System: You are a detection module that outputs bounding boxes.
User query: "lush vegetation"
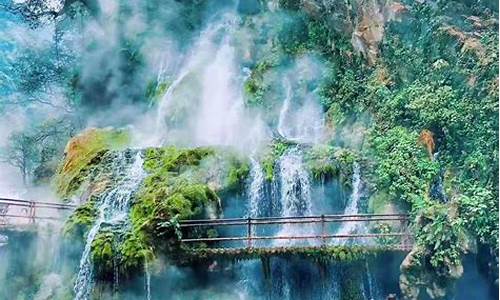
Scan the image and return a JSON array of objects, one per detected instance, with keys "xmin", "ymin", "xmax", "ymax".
[
  {"xmin": 240, "ymin": 0, "xmax": 498, "ymax": 296},
  {"xmin": 1, "ymin": 0, "xmax": 497, "ymax": 298}
]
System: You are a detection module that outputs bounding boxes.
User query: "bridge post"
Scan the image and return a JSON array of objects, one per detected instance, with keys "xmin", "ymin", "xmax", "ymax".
[
  {"xmin": 29, "ymin": 201, "xmax": 35, "ymax": 224},
  {"xmin": 321, "ymin": 214, "xmax": 326, "ymax": 247},
  {"xmin": 400, "ymin": 216, "xmax": 412, "ymax": 251},
  {"xmin": 247, "ymin": 217, "xmax": 252, "ymax": 249}
]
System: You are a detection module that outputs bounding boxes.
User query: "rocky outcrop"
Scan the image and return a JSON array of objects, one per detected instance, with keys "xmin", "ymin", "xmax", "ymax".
[
  {"xmin": 351, "ymin": 0, "xmax": 407, "ymax": 65},
  {"xmin": 54, "ymin": 127, "xmax": 130, "ymax": 198},
  {"xmin": 400, "ymin": 246, "xmax": 464, "ymax": 299}
]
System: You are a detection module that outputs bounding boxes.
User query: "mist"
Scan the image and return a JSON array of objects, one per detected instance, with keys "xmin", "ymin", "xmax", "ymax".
[{"xmin": 0, "ymin": 0, "xmax": 497, "ymax": 299}]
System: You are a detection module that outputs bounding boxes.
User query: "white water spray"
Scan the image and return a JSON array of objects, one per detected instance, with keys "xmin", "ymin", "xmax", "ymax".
[
  {"xmin": 74, "ymin": 152, "xmax": 145, "ymax": 300},
  {"xmin": 276, "ymin": 78, "xmax": 325, "ymax": 144},
  {"xmin": 336, "ymin": 162, "xmax": 362, "ymax": 244},
  {"xmin": 153, "ymin": 14, "xmax": 268, "ymax": 152},
  {"xmin": 276, "ymin": 150, "xmax": 313, "ymax": 246},
  {"xmin": 145, "ymin": 259, "xmax": 152, "ymax": 300},
  {"xmin": 277, "ymin": 78, "xmax": 292, "ymax": 139},
  {"xmin": 247, "ymin": 157, "xmax": 265, "ymax": 218}
]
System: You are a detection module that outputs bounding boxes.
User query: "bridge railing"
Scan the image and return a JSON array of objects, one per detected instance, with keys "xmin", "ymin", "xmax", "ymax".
[
  {"xmin": 179, "ymin": 214, "xmax": 413, "ymax": 251},
  {"xmin": 0, "ymin": 197, "xmax": 75, "ymax": 227}
]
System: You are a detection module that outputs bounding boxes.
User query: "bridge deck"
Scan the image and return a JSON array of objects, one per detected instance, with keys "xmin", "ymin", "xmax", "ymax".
[{"xmin": 181, "ymin": 244, "xmax": 411, "ymax": 260}]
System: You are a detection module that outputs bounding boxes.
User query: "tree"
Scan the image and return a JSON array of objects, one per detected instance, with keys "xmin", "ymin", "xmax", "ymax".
[{"xmin": 0, "ymin": 119, "xmax": 75, "ymax": 185}]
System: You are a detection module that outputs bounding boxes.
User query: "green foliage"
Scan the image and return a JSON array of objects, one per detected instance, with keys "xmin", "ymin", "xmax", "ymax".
[
  {"xmin": 458, "ymin": 183, "xmax": 499, "ymax": 249},
  {"xmin": 145, "ymin": 79, "xmax": 171, "ymax": 105},
  {"xmin": 91, "ymin": 229, "xmax": 116, "ymax": 278},
  {"xmin": 368, "ymin": 126, "xmax": 439, "ymax": 206},
  {"xmin": 243, "ymin": 57, "xmax": 281, "ymax": 107},
  {"xmin": 415, "ymin": 202, "xmax": 467, "ymax": 273},
  {"xmin": 304, "ymin": 144, "xmax": 358, "ymax": 185},
  {"xmin": 63, "ymin": 199, "xmax": 98, "ymax": 239},
  {"xmin": 261, "ymin": 140, "xmax": 293, "ymax": 181},
  {"xmin": 180, "ymin": 245, "xmax": 378, "ymax": 263},
  {"xmin": 142, "ymin": 146, "xmax": 214, "ymax": 174},
  {"xmin": 118, "ymin": 231, "xmax": 154, "ymax": 275},
  {"xmin": 372, "ymin": 222, "xmax": 399, "ymax": 246},
  {"xmin": 124, "ymin": 146, "xmax": 221, "ymax": 274},
  {"xmin": 226, "ymin": 158, "xmax": 250, "ymax": 192}
]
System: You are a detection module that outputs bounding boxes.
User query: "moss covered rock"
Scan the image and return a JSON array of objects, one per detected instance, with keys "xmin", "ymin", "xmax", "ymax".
[
  {"xmin": 54, "ymin": 128, "xmax": 130, "ymax": 198},
  {"xmin": 303, "ymin": 144, "xmax": 359, "ymax": 186}
]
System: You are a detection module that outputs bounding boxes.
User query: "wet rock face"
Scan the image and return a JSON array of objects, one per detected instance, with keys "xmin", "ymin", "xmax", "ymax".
[
  {"xmin": 399, "ymin": 246, "xmax": 464, "ymax": 299},
  {"xmin": 276, "ymin": 0, "xmax": 407, "ymax": 64},
  {"xmin": 350, "ymin": 0, "xmax": 408, "ymax": 65}
]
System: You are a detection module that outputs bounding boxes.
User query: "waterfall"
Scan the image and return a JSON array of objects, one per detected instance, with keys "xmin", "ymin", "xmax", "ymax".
[
  {"xmin": 336, "ymin": 162, "xmax": 362, "ymax": 245},
  {"xmin": 154, "ymin": 13, "xmax": 268, "ymax": 151},
  {"xmin": 145, "ymin": 259, "xmax": 151, "ymax": 300},
  {"xmin": 194, "ymin": 39, "xmax": 243, "ymax": 147},
  {"xmin": 247, "ymin": 157, "xmax": 265, "ymax": 218},
  {"xmin": 74, "ymin": 152, "xmax": 145, "ymax": 300},
  {"xmin": 276, "ymin": 78, "xmax": 325, "ymax": 144},
  {"xmin": 237, "ymin": 158, "xmax": 265, "ymax": 298},
  {"xmin": 277, "ymin": 78, "xmax": 292, "ymax": 139},
  {"xmin": 276, "ymin": 149, "xmax": 312, "ymax": 246},
  {"xmin": 155, "ymin": 70, "xmax": 190, "ymax": 144},
  {"xmin": 278, "ymin": 150, "xmax": 312, "ymax": 217},
  {"xmin": 364, "ymin": 261, "xmax": 381, "ymax": 300}
]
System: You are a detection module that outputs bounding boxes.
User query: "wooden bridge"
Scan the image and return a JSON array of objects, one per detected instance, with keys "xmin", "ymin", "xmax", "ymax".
[
  {"xmin": 0, "ymin": 197, "xmax": 414, "ymax": 258},
  {"xmin": 178, "ymin": 213, "xmax": 414, "ymax": 259},
  {"xmin": 0, "ymin": 197, "xmax": 74, "ymax": 229}
]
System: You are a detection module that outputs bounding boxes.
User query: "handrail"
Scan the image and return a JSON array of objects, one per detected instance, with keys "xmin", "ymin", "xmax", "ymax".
[
  {"xmin": 179, "ymin": 214, "xmax": 409, "ymax": 227},
  {"xmin": 182, "ymin": 232, "xmax": 410, "ymax": 243},
  {"xmin": 0, "ymin": 197, "xmax": 76, "ymax": 209},
  {"xmin": 180, "ymin": 213, "xmax": 410, "ymax": 223},
  {"xmin": 179, "ymin": 213, "xmax": 413, "ymax": 251},
  {"xmin": 0, "ymin": 197, "xmax": 75, "ymax": 227}
]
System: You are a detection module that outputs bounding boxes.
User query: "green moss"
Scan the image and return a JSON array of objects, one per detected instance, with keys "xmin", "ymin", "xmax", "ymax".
[
  {"xmin": 226, "ymin": 158, "xmax": 250, "ymax": 192},
  {"xmin": 119, "ymin": 231, "xmax": 154, "ymax": 275},
  {"xmin": 126, "ymin": 146, "xmax": 222, "ymax": 268},
  {"xmin": 179, "ymin": 245, "xmax": 382, "ymax": 264},
  {"xmin": 261, "ymin": 140, "xmax": 293, "ymax": 181},
  {"xmin": 63, "ymin": 199, "xmax": 98, "ymax": 239},
  {"xmin": 90, "ymin": 229, "xmax": 115, "ymax": 279},
  {"xmin": 143, "ymin": 146, "xmax": 214, "ymax": 174},
  {"xmin": 54, "ymin": 128, "xmax": 130, "ymax": 198},
  {"xmin": 304, "ymin": 145, "xmax": 358, "ymax": 186},
  {"xmin": 164, "ymin": 182, "xmax": 218, "ymax": 219}
]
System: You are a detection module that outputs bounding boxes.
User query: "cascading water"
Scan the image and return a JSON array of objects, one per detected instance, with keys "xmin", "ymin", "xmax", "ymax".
[
  {"xmin": 278, "ymin": 150, "xmax": 312, "ymax": 218},
  {"xmin": 276, "ymin": 77, "xmax": 325, "ymax": 145},
  {"xmin": 276, "ymin": 149, "xmax": 313, "ymax": 245},
  {"xmin": 364, "ymin": 261, "xmax": 382, "ymax": 300},
  {"xmin": 336, "ymin": 162, "xmax": 362, "ymax": 245},
  {"xmin": 155, "ymin": 70, "xmax": 190, "ymax": 144},
  {"xmin": 74, "ymin": 152, "xmax": 145, "ymax": 300},
  {"xmin": 145, "ymin": 259, "xmax": 152, "ymax": 300},
  {"xmin": 277, "ymin": 78, "xmax": 292, "ymax": 139},
  {"xmin": 247, "ymin": 157, "xmax": 265, "ymax": 219},
  {"xmin": 154, "ymin": 14, "xmax": 268, "ymax": 151}
]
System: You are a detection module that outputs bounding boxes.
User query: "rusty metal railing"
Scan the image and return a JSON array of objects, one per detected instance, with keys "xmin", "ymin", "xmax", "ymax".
[
  {"xmin": 0, "ymin": 197, "xmax": 75, "ymax": 227},
  {"xmin": 179, "ymin": 214, "xmax": 413, "ymax": 251}
]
